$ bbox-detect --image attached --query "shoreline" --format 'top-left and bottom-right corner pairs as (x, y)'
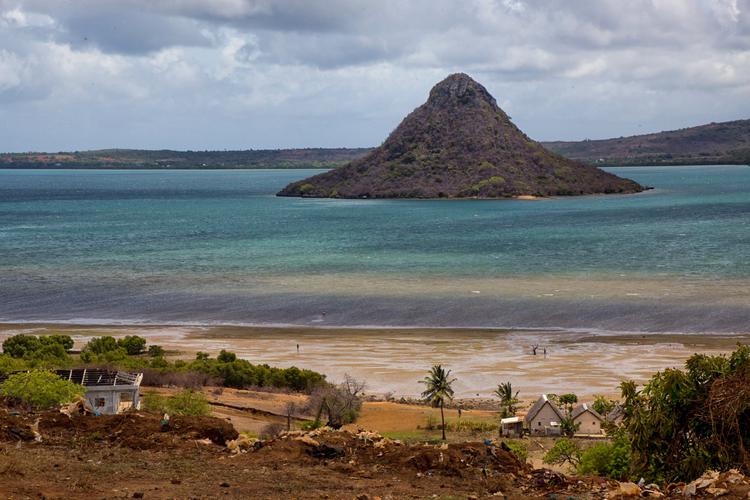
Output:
(2, 322), (748, 400)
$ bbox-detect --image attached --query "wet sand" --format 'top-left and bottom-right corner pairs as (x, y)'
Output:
(2, 323), (748, 399)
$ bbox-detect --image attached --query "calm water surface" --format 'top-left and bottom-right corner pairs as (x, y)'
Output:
(1, 166), (748, 333)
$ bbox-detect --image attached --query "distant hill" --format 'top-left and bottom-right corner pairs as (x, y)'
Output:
(277, 73), (644, 198)
(0, 148), (370, 170)
(3, 122), (748, 171)
(543, 119), (750, 166)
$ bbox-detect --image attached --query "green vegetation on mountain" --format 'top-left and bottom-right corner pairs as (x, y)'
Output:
(277, 73), (644, 198)
(543, 119), (750, 166)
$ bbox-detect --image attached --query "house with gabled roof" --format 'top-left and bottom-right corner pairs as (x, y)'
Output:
(606, 404), (625, 425)
(571, 403), (604, 435)
(524, 394), (564, 435)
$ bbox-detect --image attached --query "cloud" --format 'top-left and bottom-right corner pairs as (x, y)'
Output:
(0, 0), (748, 151)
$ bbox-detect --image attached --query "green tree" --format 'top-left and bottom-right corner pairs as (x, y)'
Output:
(143, 389), (210, 416)
(84, 336), (119, 354)
(558, 393), (578, 413)
(117, 335), (146, 355)
(0, 370), (84, 410)
(217, 350), (237, 363)
(419, 364), (456, 440)
(591, 394), (616, 416)
(543, 438), (582, 470)
(2, 335), (41, 358)
(40, 334), (74, 352)
(195, 352), (209, 361)
(147, 345), (165, 357)
(494, 381), (520, 418)
(621, 344), (750, 483)
(560, 415), (581, 438)
(577, 433), (631, 480)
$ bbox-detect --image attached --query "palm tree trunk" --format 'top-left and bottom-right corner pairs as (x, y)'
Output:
(440, 402), (446, 440)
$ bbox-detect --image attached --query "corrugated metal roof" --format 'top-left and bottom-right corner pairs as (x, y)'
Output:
(0, 369), (141, 387)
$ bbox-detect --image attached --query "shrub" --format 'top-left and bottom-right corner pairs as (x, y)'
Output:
(0, 370), (84, 410)
(2, 335), (41, 358)
(591, 395), (617, 416)
(577, 434), (631, 480)
(117, 336), (146, 355)
(503, 440), (528, 462)
(0, 355), (30, 374)
(217, 350), (236, 363)
(1, 334), (73, 367)
(621, 344), (750, 483)
(41, 334), (74, 352)
(147, 345), (165, 357)
(543, 438), (582, 469)
(143, 389), (210, 416)
(560, 415), (581, 437)
(84, 336), (119, 354)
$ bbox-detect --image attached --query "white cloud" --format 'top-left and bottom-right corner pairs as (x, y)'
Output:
(0, 0), (748, 151)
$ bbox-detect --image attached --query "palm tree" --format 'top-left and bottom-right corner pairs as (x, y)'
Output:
(419, 364), (456, 440)
(494, 381), (520, 418)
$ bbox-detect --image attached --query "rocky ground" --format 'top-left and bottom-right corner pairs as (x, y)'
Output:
(1, 405), (749, 499)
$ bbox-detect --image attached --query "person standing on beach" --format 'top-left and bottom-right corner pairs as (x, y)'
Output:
(296, 343), (299, 353)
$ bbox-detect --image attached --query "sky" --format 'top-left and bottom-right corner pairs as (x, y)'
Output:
(1, 0), (749, 152)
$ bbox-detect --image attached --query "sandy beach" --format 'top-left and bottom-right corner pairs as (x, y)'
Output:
(2, 322), (747, 399)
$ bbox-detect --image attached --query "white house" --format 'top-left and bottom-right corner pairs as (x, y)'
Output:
(572, 403), (604, 435)
(524, 394), (564, 435)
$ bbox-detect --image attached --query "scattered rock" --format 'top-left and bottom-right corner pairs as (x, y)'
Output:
(613, 481), (641, 497)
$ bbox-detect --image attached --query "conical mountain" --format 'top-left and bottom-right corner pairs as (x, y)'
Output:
(277, 73), (645, 198)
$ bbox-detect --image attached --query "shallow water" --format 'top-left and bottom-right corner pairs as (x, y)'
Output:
(1, 165), (749, 333)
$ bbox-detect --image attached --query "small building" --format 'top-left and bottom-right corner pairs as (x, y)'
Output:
(500, 416), (524, 438)
(1, 369), (143, 415)
(571, 403), (604, 435)
(524, 394), (564, 436)
(606, 404), (625, 426)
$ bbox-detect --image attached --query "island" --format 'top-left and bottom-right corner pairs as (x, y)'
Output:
(277, 73), (646, 199)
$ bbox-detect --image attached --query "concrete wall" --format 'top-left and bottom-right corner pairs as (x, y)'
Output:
(528, 402), (561, 435)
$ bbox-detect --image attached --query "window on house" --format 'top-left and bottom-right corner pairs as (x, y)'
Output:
(538, 421), (541, 426)
(95, 398), (106, 407)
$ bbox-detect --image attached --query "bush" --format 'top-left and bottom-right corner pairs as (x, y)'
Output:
(143, 389), (210, 416)
(560, 415), (581, 437)
(2, 335), (42, 358)
(543, 438), (582, 469)
(503, 440), (528, 462)
(41, 335), (74, 352)
(591, 394), (617, 416)
(0, 370), (84, 409)
(84, 336), (119, 355)
(217, 350), (236, 363)
(577, 434), (631, 480)
(621, 344), (750, 483)
(118, 336), (146, 355)
(147, 345), (165, 357)
(0, 355), (30, 374)
(2, 334), (74, 358)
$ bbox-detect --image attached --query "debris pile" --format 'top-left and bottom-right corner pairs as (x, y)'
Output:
(0, 406), (238, 449)
(677, 469), (750, 498)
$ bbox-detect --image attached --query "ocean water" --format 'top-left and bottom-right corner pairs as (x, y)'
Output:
(0, 166), (748, 333)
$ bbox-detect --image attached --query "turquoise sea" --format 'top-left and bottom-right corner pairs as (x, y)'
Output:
(0, 166), (748, 333)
